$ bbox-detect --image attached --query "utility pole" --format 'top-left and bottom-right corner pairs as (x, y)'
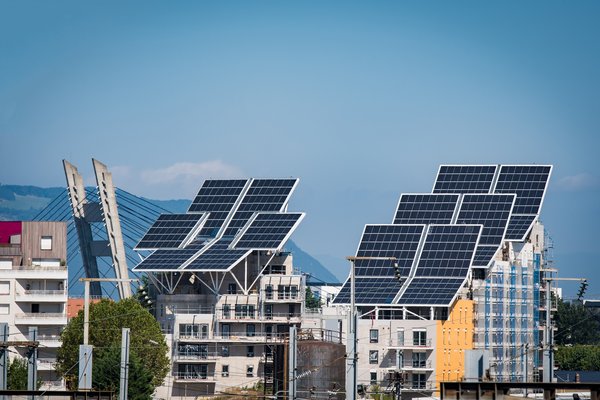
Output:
(0, 323), (7, 393)
(120, 328), (130, 400)
(27, 327), (37, 392)
(288, 326), (297, 400)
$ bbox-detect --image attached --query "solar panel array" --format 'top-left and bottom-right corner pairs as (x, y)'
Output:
(334, 163), (551, 307)
(136, 213), (206, 250)
(133, 178), (303, 272)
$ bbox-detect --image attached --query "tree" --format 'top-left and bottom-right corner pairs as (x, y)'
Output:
(93, 346), (154, 400)
(7, 357), (28, 390)
(305, 287), (321, 309)
(555, 345), (600, 370)
(554, 298), (600, 346)
(56, 298), (169, 391)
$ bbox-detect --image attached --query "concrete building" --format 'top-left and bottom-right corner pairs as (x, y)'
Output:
(0, 221), (68, 389)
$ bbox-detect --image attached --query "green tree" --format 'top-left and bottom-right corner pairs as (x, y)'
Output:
(56, 298), (169, 390)
(305, 287), (321, 309)
(554, 298), (600, 345)
(555, 345), (600, 370)
(7, 357), (28, 390)
(93, 346), (154, 400)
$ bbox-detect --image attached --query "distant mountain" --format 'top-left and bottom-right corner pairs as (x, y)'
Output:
(0, 184), (339, 283)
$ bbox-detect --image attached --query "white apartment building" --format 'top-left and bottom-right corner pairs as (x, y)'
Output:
(0, 221), (68, 389)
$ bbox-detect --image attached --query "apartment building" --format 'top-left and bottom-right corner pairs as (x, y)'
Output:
(0, 221), (68, 389)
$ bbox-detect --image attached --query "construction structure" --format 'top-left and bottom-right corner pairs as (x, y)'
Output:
(132, 178), (309, 399)
(320, 164), (553, 399)
(63, 159), (131, 299)
(0, 221), (69, 389)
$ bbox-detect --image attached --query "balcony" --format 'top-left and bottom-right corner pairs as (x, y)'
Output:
(37, 358), (57, 370)
(9, 266), (67, 279)
(264, 293), (303, 303)
(402, 382), (435, 392)
(388, 339), (433, 350)
(16, 290), (67, 302)
(173, 352), (218, 362)
(173, 372), (216, 382)
(219, 312), (301, 323)
(15, 313), (67, 325)
(399, 360), (434, 371)
(37, 334), (62, 347)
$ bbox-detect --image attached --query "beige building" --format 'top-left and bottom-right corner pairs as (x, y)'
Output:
(0, 221), (68, 389)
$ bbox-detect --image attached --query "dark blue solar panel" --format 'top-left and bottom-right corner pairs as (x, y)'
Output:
(504, 214), (537, 241)
(188, 180), (249, 237)
(472, 245), (499, 267)
(132, 241), (208, 271)
(223, 179), (298, 236)
(184, 238), (252, 271)
(494, 165), (552, 214)
(414, 225), (482, 277)
(332, 277), (403, 304)
(233, 212), (304, 249)
(136, 213), (206, 250)
(397, 277), (465, 305)
(393, 194), (459, 224)
(354, 225), (424, 277)
(433, 165), (497, 194)
(456, 194), (515, 246)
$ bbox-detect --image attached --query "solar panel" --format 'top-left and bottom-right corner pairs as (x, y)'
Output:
(393, 194), (459, 224)
(456, 194), (515, 246)
(504, 214), (538, 241)
(332, 277), (403, 305)
(232, 212), (304, 250)
(397, 277), (465, 306)
(223, 179), (298, 236)
(184, 238), (252, 271)
(433, 165), (497, 194)
(188, 180), (249, 237)
(354, 224), (425, 277)
(472, 245), (500, 267)
(135, 213), (207, 250)
(132, 241), (208, 271)
(493, 165), (552, 214)
(414, 224), (482, 277)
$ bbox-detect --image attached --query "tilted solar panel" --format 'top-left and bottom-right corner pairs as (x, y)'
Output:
(354, 224), (424, 277)
(433, 165), (497, 194)
(183, 238), (252, 271)
(393, 194), (459, 225)
(493, 165), (552, 215)
(232, 212), (304, 250)
(332, 277), (403, 305)
(397, 277), (465, 306)
(223, 179), (298, 236)
(132, 241), (208, 271)
(188, 179), (249, 237)
(135, 213), (207, 250)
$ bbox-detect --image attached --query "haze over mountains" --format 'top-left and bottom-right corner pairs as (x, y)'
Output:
(0, 184), (340, 284)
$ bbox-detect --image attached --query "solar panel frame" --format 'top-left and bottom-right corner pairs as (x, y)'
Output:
(353, 224), (425, 277)
(135, 213), (208, 250)
(393, 193), (460, 225)
(504, 214), (538, 241)
(223, 179), (299, 236)
(132, 240), (211, 272)
(432, 165), (498, 194)
(472, 245), (501, 267)
(231, 212), (305, 250)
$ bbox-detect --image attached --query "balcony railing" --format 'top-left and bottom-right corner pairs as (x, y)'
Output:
(17, 290), (66, 297)
(173, 352), (218, 361)
(178, 333), (209, 340)
(390, 338), (433, 348)
(400, 360), (433, 369)
(173, 372), (216, 381)
(171, 305), (215, 314)
(15, 313), (66, 319)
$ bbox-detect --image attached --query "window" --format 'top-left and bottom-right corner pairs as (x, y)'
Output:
(288, 304), (295, 317)
(0, 282), (9, 295)
(221, 345), (230, 357)
(413, 373), (426, 389)
(413, 330), (427, 346)
(40, 236), (52, 250)
(265, 304), (273, 320)
(246, 324), (255, 337)
(222, 365), (229, 377)
(222, 304), (231, 319)
(266, 285), (273, 299)
(370, 329), (379, 343)
(247, 345), (254, 357)
(412, 352), (426, 368)
(222, 324), (230, 338)
(396, 350), (404, 369)
(370, 372), (377, 385)
(397, 329), (405, 346)
(0, 304), (8, 315)
(369, 350), (378, 364)
(228, 283), (237, 294)
(246, 365), (254, 377)
(266, 325), (273, 338)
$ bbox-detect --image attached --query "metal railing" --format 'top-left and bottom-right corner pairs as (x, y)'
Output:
(173, 352), (218, 360)
(391, 338), (433, 347)
(15, 312), (66, 319)
(170, 305), (215, 314)
(173, 372), (216, 381)
(18, 290), (66, 296)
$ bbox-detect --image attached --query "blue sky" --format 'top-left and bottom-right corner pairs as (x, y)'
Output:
(1, 1), (599, 296)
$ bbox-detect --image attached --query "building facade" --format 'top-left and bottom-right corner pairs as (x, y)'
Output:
(0, 221), (68, 389)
